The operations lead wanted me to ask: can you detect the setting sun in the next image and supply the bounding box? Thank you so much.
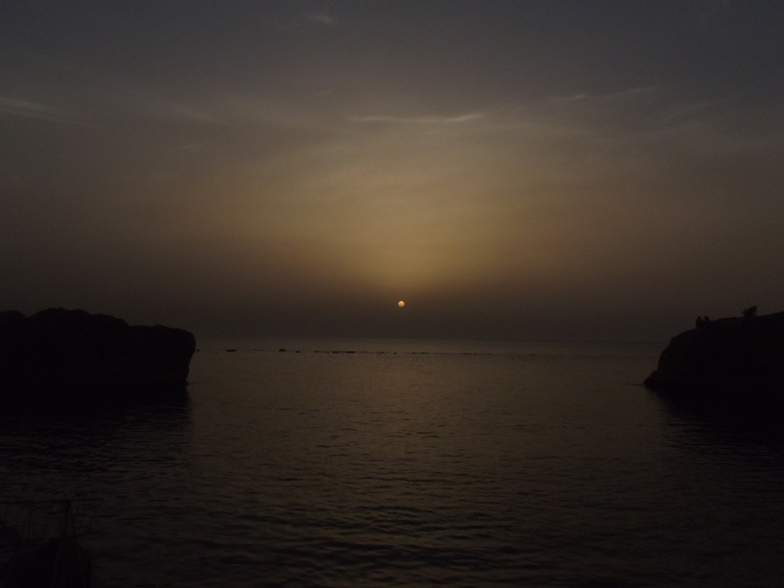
[398,300,405,308]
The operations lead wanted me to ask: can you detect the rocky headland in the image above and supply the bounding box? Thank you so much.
[0,308,196,405]
[644,308,784,396]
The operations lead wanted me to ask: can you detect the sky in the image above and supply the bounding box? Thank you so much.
[1,0,783,341]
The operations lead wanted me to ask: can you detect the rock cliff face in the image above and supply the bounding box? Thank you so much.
[644,311,784,395]
[0,308,196,404]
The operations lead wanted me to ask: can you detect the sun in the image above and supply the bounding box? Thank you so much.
[398,300,405,308]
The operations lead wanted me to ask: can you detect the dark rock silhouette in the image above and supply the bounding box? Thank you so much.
[645,309,784,395]
[0,308,196,405]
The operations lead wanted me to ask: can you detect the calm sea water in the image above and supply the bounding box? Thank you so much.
[2,338,784,587]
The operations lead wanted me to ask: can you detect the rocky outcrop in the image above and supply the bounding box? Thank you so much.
[0,308,196,404]
[644,310,784,395]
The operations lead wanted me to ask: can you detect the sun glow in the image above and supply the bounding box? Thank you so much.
[398,300,405,308]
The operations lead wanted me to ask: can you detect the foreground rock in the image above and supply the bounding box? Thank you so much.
[0,308,196,405]
[644,309,784,395]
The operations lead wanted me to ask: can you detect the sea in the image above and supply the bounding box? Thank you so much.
[2,337,784,587]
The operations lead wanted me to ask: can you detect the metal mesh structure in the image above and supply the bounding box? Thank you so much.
[0,500,95,588]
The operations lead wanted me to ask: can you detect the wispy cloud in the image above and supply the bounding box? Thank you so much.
[549,86,658,104]
[306,12,338,26]
[347,113,486,125]
[0,97,84,125]
[146,100,218,123]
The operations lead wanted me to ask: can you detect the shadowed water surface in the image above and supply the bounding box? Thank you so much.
[1,339,783,587]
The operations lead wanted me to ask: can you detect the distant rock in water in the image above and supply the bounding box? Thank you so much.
[644,310,784,395]
[0,308,196,405]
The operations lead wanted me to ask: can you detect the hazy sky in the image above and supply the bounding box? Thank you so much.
[2,1,783,340]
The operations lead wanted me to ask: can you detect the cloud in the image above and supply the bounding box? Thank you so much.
[306,12,338,26]
[347,113,486,125]
[0,96,83,125]
[145,100,218,123]
[549,86,658,104]
[95,81,220,124]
